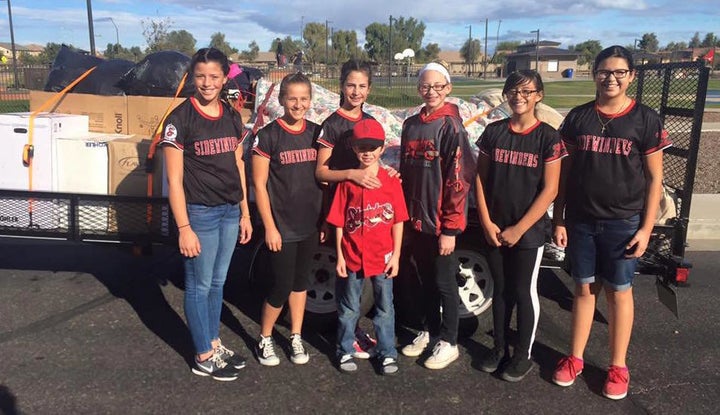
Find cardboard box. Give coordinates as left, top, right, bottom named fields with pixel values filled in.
left=127, top=96, right=184, bottom=136
left=30, top=91, right=126, bottom=134
left=106, top=135, right=166, bottom=235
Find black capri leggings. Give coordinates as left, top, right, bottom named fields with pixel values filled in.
left=266, top=235, right=319, bottom=308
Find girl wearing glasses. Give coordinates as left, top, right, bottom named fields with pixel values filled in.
left=551, top=45, right=670, bottom=399
left=398, top=61, right=474, bottom=370
left=474, top=70, right=567, bottom=382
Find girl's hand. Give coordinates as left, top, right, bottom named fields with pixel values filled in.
left=265, top=228, right=283, bottom=252
left=238, top=217, right=253, bottom=244
left=384, top=255, right=400, bottom=278
left=482, top=222, right=502, bottom=247
left=553, top=224, right=568, bottom=248
left=438, top=234, right=456, bottom=256
left=179, top=227, right=201, bottom=257
left=383, top=165, right=402, bottom=182
left=625, top=228, right=651, bottom=258
left=336, top=256, right=348, bottom=278
left=498, top=225, right=523, bottom=248
left=348, top=169, right=381, bottom=189
left=319, top=221, right=329, bottom=243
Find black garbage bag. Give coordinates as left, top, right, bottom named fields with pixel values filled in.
left=117, top=51, right=195, bottom=97
left=44, top=45, right=103, bottom=92
left=73, top=59, right=134, bottom=95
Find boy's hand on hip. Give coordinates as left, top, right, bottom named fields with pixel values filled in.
left=438, top=234, right=456, bottom=256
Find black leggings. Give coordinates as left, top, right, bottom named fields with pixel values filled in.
left=266, top=235, right=318, bottom=308
left=404, top=230, right=459, bottom=344
left=485, top=245, right=543, bottom=359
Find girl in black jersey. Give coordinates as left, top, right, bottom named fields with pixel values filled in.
left=475, top=70, right=566, bottom=382
left=252, top=73, right=324, bottom=367
left=552, top=46, right=670, bottom=400
left=161, top=48, right=253, bottom=382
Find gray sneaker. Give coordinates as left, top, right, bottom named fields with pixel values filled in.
left=256, top=335, right=280, bottom=366
left=338, top=354, right=358, bottom=373
left=215, top=340, right=247, bottom=369
left=381, top=357, right=399, bottom=375
left=191, top=351, right=240, bottom=381
left=290, top=333, right=309, bottom=365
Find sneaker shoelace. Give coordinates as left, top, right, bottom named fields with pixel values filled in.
left=413, top=332, right=427, bottom=345
left=216, top=342, right=234, bottom=358
left=261, top=337, right=276, bottom=358
left=607, top=366, right=629, bottom=384
left=291, top=336, right=306, bottom=356
left=556, top=357, right=579, bottom=377
left=209, top=352, right=229, bottom=369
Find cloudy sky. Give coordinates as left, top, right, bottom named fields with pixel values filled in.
left=1, top=0, right=718, bottom=54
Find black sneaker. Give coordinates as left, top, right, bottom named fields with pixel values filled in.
left=191, top=352, right=240, bottom=381
left=216, top=340, right=247, bottom=369
left=479, top=348, right=505, bottom=373
left=338, top=354, right=358, bottom=373
left=256, top=335, right=280, bottom=366
left=500, top=355, right=534, bottom=382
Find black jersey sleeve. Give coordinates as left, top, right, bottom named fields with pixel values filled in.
left=159, top=105, right=187, bottom=151
left=541, top=123, right=568, bottom=163
left=639, top=106, right=671, bottom=155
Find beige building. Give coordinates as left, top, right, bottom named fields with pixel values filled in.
left=505, top=40, right=580, bottom=79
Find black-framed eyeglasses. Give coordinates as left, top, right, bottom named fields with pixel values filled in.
left=505, top=89, right=538, bottom=98
left=418, top=83, right=448, bottom=93
left=594, top=69, right=631, bottom=80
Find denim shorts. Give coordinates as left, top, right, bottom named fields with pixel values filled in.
left=567, top=215, right=641, bottom=291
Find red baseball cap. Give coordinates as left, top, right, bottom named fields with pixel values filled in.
left=352, top=118, right=385, bottom=148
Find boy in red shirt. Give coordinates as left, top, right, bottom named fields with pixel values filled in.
left=326, top=119, right=409, bottom=375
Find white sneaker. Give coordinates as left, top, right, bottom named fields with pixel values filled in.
left=290, top=334, right=310, bottom=365
left=424, top=340, right=459, bottom=369
left=401, top=331, right=430, bottom=357
left=256, top=335, right=280, bottom=366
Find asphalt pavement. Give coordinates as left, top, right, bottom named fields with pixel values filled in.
left=0, top=237, right=718, bottom=414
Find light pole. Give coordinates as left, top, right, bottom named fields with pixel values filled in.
left=87, top=0, right=96, bottom=55
left=324, top=19, right=332, bottom=78
left=467, top=25, right=475, bottom=78
left=3, top=0, right=19, bottom=89
left=495, top=19, right=502, bottom=77
left=483, top=18, right=488, bottom=79
left=530, top=29, right=540, bottom=71
left=388, top=15, right=395, bottom=86
left=95, top=17, right=119, bottom=45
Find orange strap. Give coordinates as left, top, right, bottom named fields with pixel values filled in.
left=252, top=83, right=276, bottom=135
left=144, top=73, right=188, bottom=229
left=25, top=66, right=97, bottom=191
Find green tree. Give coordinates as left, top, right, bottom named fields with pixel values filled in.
left=302, top=22, right=327, bottom=65
left=701, top=33, right=717, bottom=48
left=569, top=40, right=603, bottom=66
left=239, top=41, right=259, bottom=62
left=332, top=29, right=361, bottom=64
left=460, top=38, right=481, bottom=76
left=37, top=42, right=65, bottom=64
left=363, top=17, right=426, bottom=62
left=416, top=42, right=440, bottom=63
left=210, top=32, right=238, bottom=56
left=689, top=32, right=701, bottom=48
left=638, top=33, right=659, bottom=52
left=664, top=41, right=688, bottom=51
left=142, top=17, right=173, bottom=53
left=164, top=30, right=197, bottom=55
left=103, top=43, right=144, bottom=61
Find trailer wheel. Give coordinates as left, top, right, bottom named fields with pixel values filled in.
left=455, top=247, right=494, bottom=336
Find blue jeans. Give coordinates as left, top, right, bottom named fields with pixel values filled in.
left=336, top=272, right=397, bottom=360
left=184, top=203, right=239, bottom=354
left=567, top=215, right=640, bottom=291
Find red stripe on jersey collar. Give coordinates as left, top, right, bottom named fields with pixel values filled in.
left=278, top=118, right=306, bottom=135
left=190, top=96, right=223, bottom=121
left=336, top=108, right=363, bottom=122
left=508, top=119, right=541, bottom=135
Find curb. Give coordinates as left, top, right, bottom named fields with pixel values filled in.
left=688, top=194, right=720, bottom=239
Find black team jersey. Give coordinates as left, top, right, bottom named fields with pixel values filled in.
left=399, top=103, right=475, bottom=236
left=316, top=110, right=376, bottom=170
left=160, top=97, right=245, bottom=206
left=477, top=119, right=567, bottom=248
left=253, top=119, right=323, bottom=243
left=560, top=100, right=671, bottom=220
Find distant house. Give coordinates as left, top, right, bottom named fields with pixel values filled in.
left=437, top=50, right=488, bottom=76
left=505, top=40, right=579, bottom=78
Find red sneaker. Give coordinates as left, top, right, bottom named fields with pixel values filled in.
left=552, top=355, right=584, bottom=387
left=603, top=365, right=630, bottom=400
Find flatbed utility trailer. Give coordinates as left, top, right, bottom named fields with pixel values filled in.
left=0, top=61, right=709, bottom=322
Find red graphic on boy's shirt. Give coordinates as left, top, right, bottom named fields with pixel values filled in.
left=345, top=202, right=395, bottom=234
left=404, top=139, right=440, bottom=161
